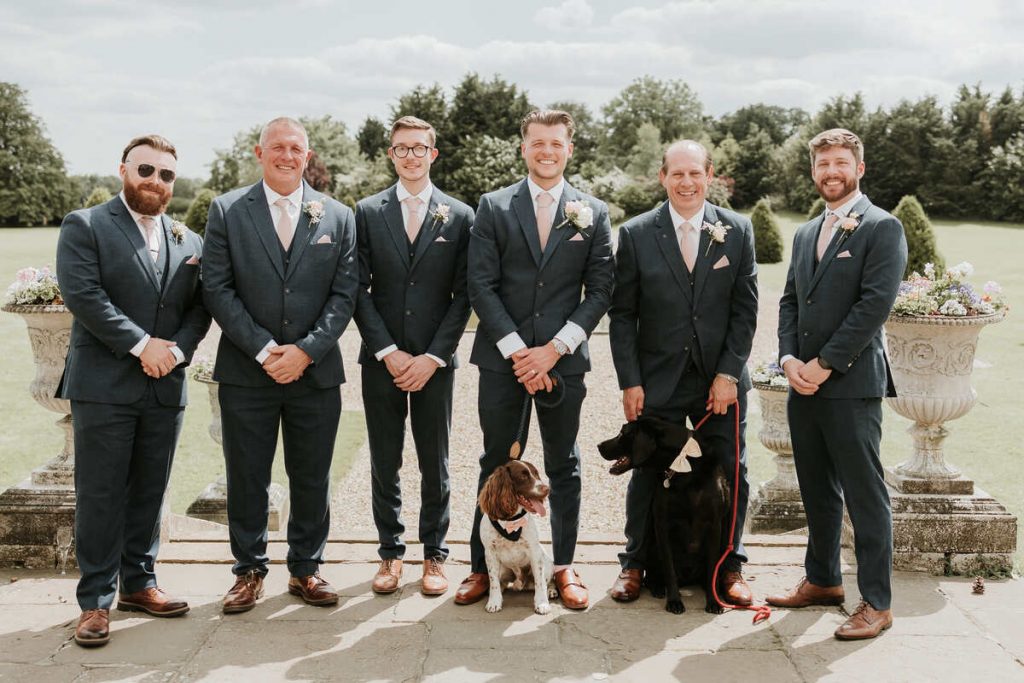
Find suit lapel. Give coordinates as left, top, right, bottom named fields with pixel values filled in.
left=244, top=183, right=286, bottom=280
left=539, top=184, right=573, bottom=271
left=807, top=195, right=873, bottom=295
left=511, top=179, right=542, bottom=268
left=381, top=185, right=411, bottom=270
left=652, top=202, right=693, bottom=304
left=691, top=203, right=716, bottom=304
left=159, top=215, right=184, bottom=296
left=284, top=183, right=315, bottom=280
left=410, top=188, right=444, bottom=272
left=108, top=199, right=160, bottom=291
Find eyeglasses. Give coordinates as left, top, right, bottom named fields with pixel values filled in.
left=389, top=144, right=432, bottom=159
left=125, top=161, right=176, bottom=183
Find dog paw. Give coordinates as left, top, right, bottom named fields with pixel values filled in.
left=705, top=603, right=724, bottom=615
left=534, top=602, right=551, bottom=615
left=511, top=580, right=525, bottom=591
left=665, top=599, right=685, bottom=614
left=649, top=586, right=666, bottom=599
left=485, top=600, right=503, bottom=613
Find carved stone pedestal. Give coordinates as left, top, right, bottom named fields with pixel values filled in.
left=748, top=383, right=806, bottom=533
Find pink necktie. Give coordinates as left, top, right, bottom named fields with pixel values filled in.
left=140, top=216, right=159, bottom=262
left=679, top=221, right=696, bottom=273
left=274, top=198, right=294, bottom=250
left=536, top=192, right=555, bottom=250
left=403, top=196, right=425, bottom=243
left=817, top=213, right=838, bottom=261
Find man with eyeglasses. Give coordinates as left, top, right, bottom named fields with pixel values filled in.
left=353, top=115, right=474, bottom=596
left=56, top=134, right=211, bottom=647
left=202, top=117, right=358, bottom=614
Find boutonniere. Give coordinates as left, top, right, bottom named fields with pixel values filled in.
left=702, top=220, right=730, bottom=256
left=170, top=221, right=187, bottom=245
left=303, top=200, right=325, bottom=225
left=839, top=211, right=860, bottom=233
left=554, top=200, right=594, bottom=235
left=430, top=203, right=451, bottom=226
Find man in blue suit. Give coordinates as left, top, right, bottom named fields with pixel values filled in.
left=203, top=117, right=358, bottom=613
left=608, top=140, right=758, bottom=606
left=458, top=109, right=615, bottom=610
left=57, top=134, right=211, bottom=646
left=769, top=129, right=907, bottom=640
left=354, top=116, right=474, bottom=596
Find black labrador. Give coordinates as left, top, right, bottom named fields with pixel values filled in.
left=598, top=415, right=731, bottom=614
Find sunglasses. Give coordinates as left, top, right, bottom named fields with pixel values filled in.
left=125, top=161, right=176, bottom=183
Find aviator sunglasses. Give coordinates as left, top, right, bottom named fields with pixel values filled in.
left=125, top=160, right=176, bottom=183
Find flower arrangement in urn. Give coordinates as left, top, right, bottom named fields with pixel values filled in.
left=750, top=360, right=788, bottom=388
left=5, top=267, right=63, bottom=306
left=892, top=262, right=1006, bottom=317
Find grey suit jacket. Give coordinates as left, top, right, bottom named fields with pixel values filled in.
left=55, top=196, right=211, bottom=406
left=354, top=184, right=474, bottom=367
left=467, top=178, right=614, bottom=375
left=777, top=195, right=908, bottom=399
left=609, top=201, right=758, bottom=407
left=202, top=181, right=358, bottom=388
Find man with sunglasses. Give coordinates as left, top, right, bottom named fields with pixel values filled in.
left=56, top=134, right=211, bottom=647
left=354, top=116, right=474, bottom=596
left=202, top=117, right=358, bottom=613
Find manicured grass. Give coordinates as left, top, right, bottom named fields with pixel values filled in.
left=0, top=227, right=365, bottom=513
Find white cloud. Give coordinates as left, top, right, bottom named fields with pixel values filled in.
left=535, top=0, right=595, bottom=28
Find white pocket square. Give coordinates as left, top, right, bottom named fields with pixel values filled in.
left=837, top=250, right=853, bottom=258
left=185, top=254, right=200, bottom=265
left=434, top=235, right=449, bottom=243
left=712, top=255, right=730, bottom=269
left=315, top=234, right=332, bottom=245
left=568, top=232, right=585, bottom=242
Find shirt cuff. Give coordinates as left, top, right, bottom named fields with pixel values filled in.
left=779, top=354, right=797, bottom=369
left=496, top=332, right=527, bottom=359
left=129, top=334, right=151, bottom=358
left=375, top=344, right=398, bottom=361
left=716, top=372, right=738, bottom=384
left=425, top=353, right=447, bottom=368
left=170, top=346, right=185, bottom=366
left=553, top=321, right=587, bottom=354
left=255, top=340, right=279, bottom=364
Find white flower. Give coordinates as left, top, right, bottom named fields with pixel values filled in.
left=701, top=220, right=730, bottom=255
left=5, top=266, right=62, bottom=305
left=947, top=261, right=974, bottom=281
left=431, top=203, right=451, bottom=225
left=556, top=200, right=594, bottom=233
left=923, top=263, right=935, bottom=279
left=303, top=200, right=325, bottom=225
left=976, top=301, right=996, bottom=315
left=939, top=299, right=968, bottom=316
left=170, top=220, right=187, bottom=245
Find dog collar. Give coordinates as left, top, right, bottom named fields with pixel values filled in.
left=491, top=508, right=528, bottom=541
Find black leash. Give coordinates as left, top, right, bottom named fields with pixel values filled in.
left=508, top=369, right=564, bottom=460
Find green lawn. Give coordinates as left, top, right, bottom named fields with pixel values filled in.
left=0, top=227, right=365, bottom=513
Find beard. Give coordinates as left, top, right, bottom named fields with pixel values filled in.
left=815, top=174, right=858, bottom=203
left=123, top=178, right=172, bottom=215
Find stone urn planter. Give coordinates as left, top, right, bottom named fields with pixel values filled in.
left=748, top=381, right=805, bottom=533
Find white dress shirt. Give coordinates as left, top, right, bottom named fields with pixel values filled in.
left=255, top=182, right=304, bottom=364
left=667, top=200, right=705, bottom=260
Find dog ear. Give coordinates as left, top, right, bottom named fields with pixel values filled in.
left=599, top=421, right=636, bottom=461
left=660, top=421, right=692, bottom=450
left=479, top=465, right=518, bottom=520
left=631, top=428, right=658, bottom=466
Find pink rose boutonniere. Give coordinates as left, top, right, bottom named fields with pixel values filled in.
left=303, top=200, right=325, bottom=225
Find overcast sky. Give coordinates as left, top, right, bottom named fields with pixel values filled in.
left=3, top=0, right=1022, bottom=177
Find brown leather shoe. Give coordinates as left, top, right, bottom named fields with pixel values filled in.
left=74, top=608, right=110, bottom=647
left=719, top=570, right=753, bottom=606
left=454, top=572, right=489, bottom=605
left=288, top=572, right=339, bottom=606
left=610, top=569, right=643, bottom=602
left=117, top=587, right=190, bottom=617
left=222, top=571, right=264, bottom=614
left=835, top=601, right=893, bottom=640
left=372, top=559, right=403, bottom=594
left=553, top=568, right=589, bottom=610
left=421, top=558, right=448, bottom=596
left=766, top=577, right=844, bottom=608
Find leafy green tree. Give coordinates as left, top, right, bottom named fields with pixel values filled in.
left=989, top=87, right=1024, bottom=149
left=715, top=103, right=808, bottom=146
left=982, top=132, right=1024, bottom=222
left=548, top=99, right=601, bottom=171
left=711, top=134, right=740, bottom=179
left=357, top=116, right=389, bottom=160
left=615, top=181, right=662, bottom=218
left=84, top=187, right=112, bottom=208
left=447, top=134, right=522, bottom=207
left=206, top=124, right=261, bottom=193
left=184, top=189, right=216, bottom=236
left=625, top=123, right=663, bottom=178
left=893, top=195, right=943, bottom=277
left=730, top=125, right=778, bottom=208
left=749, top=197, right=784, bottom=264
left=0, top=82, right=77, bottom=225
left=806, top=197, right=826, bottom=220
left=602, top=76, right=704, bottom=159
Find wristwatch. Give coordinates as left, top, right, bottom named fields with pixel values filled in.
left=551, top=339, right=569, bottom=356
left=817, top=356, right=832, bottom=370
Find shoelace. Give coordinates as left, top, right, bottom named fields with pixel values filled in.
left=424, top=558, right=444, bottom=576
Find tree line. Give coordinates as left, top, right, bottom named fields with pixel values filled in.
left=2, top=75, right=1023, bottom=227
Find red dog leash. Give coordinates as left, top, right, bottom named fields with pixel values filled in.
left=692, top=403, right=772, bottom=625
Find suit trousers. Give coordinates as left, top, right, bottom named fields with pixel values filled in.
left=619, top=369, right=750, bottom=571
left=470, top=369, right=586, bottom=572
left=219, top=381, right=341, bottom=579
left=361, top=360, right=453, bottom=561
left=72, top=385, right=184, bottom=610
left=788, top=394, right=892, bottom=610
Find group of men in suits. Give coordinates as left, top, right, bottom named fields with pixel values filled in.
left=55, top=111, right=904, bottom=647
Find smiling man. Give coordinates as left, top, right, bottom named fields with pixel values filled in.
left=607, top=140, right=758, bottom=607
left=202, top=117, right=358, bottom=614
left=460, top=109, right=614, bottom=610
left=354, top=116, right=474, bottom=596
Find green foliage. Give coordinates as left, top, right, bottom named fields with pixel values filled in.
left=357, top=116, right=389, bottom=160
left=446, top=135, right=522, bottom=208
left=625, top=122, right=663, bottom=178
left=730, top=125, right=778, bottom=208
left=982, top=132, right=1024, bottom=222
left=547, top=99, right=601, bottom=171
left=602, top=76, right=704, bottom=159
left=893, top=195, right=943, bottom=277
left=714, top=103, right=809, bottom=147
left=184, top=189, right=216, bottom=236
left=750, top=197, right=784, bottom=264
left=707, top=176, right=733, bottom=208
left=807, top=197, right=826, bottom=220
left=0, top=82, right=77, bottom=226
left=84, top=187, right=112, bottom=208
left=615, top=181, right=662, bottom=218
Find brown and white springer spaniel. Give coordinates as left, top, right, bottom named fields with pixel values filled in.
left=478, top=460, right=556, bottom=614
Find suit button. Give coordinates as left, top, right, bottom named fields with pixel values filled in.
left=537, top=281, right=544, bottom=288
left=806, top=298, right=812, bottom=304
left=534, top=312, right=541, bottom=318
left=409, top=281, right=415, bottom=286
left=159, top=304, right=165, bottom=309
left=284, top=319, right=290, bottom=325
left=406, top=310, right=412, bottom=316
left=803, top=332, right=809, bottom=337
left=693, top=314, right=699, bottom=320
left=684, top=346, right=690, bottom=352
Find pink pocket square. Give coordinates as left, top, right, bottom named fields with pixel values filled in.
left=315, top=234, right=332, bottom=245
left=712, top=255, right=730, bottom=269
left=837, top=250, right=853, bottom=258
left=434, top=235, right=449, bottom=243
left=185, top=254, right=200, bottom=265
left=568, top=232, right=585, bottom=242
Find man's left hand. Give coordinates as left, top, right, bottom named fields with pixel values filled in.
left=264, top=344, right=312, bottom=384
left=512, top=343, right=560, bottom=385
left=798, top=357, right=833, bottom=386
left=707, top=375, right=738, bottom=415
left=394, top=355, right=440, bottom=392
